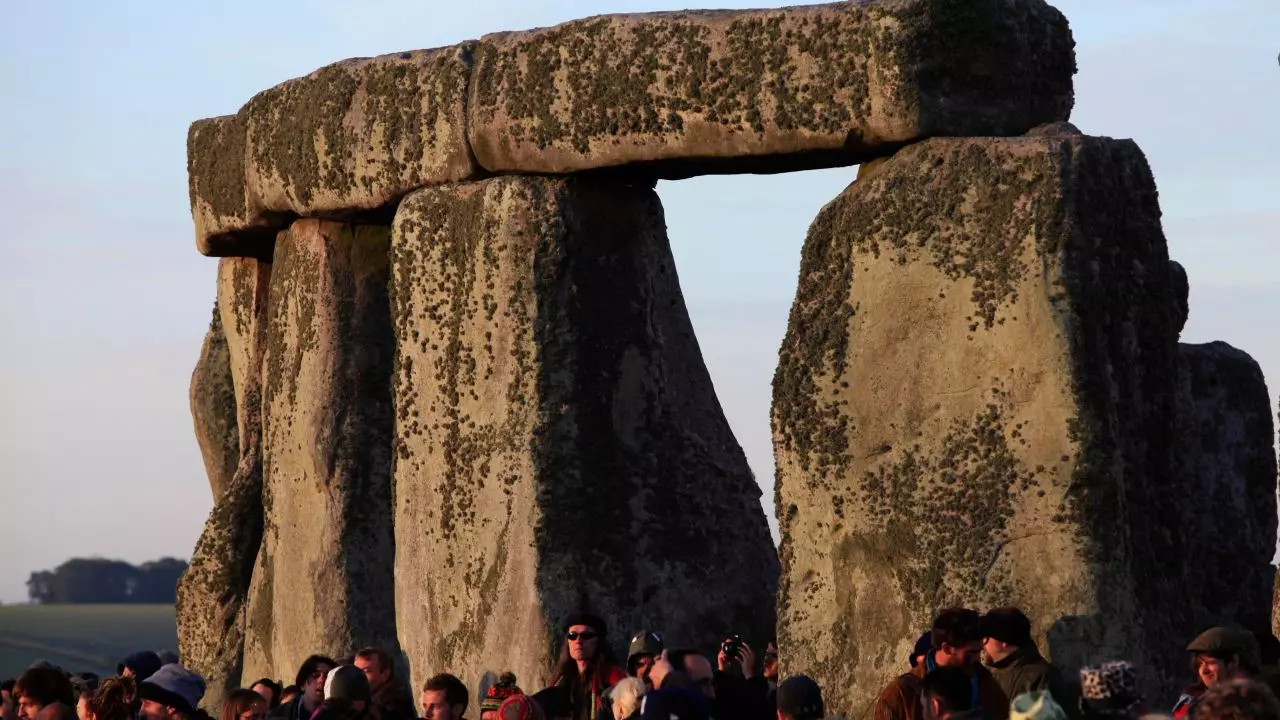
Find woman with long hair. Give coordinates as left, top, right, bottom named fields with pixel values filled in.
left=218, top=690, right=266, bottom=720
left=550, top=613, right=625, bottom=720
left=83, top=677, right=136, bottom=720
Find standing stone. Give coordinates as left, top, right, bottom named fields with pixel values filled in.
left=191, top=301, right=240, bottom=500
left=391, top=176, right=778, bottom=695
left=773, top=130, right=1186, bottom=716
left=178, top=256, right=273, bottom=708
left=1176, top=341, right=1277, bottom=632
left=468, top=0, right=1074, bottom=177
left=240, top=219, right=399, bottom=683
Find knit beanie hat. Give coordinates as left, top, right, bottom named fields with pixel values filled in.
left=497, top=694, right=545, bottom=720
left=323, top=666, right=371, bottom=704
left=481, top=673, right=522, bottom=713
left=1010, top=691, right=1068, bottom=720
left=139, top=664, right=206, bottom=714
left=909, top=632, right=933, bottom=668
left=982, top=608, right=1034, bottom=647
left=119, top=652, right=164, bottom=681
left=1080, top=661, right=1141, bottom=716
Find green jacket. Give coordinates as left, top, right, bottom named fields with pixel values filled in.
left=987, top=645, right=1076, bottom=715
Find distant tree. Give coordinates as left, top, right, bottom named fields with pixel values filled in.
left=26, top=557, right=189, bottom=604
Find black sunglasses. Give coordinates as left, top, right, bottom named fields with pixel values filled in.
left=566, top=631, right=598, bottom=641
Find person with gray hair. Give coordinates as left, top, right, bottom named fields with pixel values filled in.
left=608, top=679, right=646, bottom=720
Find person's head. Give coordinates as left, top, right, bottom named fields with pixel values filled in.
left=627, top=632, right=664, bottom=686
left=530, top=687, right=570, bottom=720
left=981, top=608, right=1033, bottom=665
left=85, top=678, right=136, bottom=720
left=776, top=675, right=823, bottom=720
left=480, top=674, right=521, bottom=720
left=420, top=674, right=466, bottom=720
left=279, top=688, right=300, bottom=707
left=352, top=650, right=393, bottom=694
left=762, top=643, right=779, bottom=683
left=322, top=667, right=371, bottom=713
left=910, top=632, right=934, bottom=669
left=931, top=609, right=984, bottom=670
left=921, top=666, right=973, bottom=720
left=137, top=664, right=206, bottom=720
left=609, top=678, right=646, bottom=720
left=117, top=655, right=163, bottom=684
left=16, top=669, right=74, bottom=720
left=219, top=689, right=267, bottom=720
left=294, top=657, right=338, bottom=707
left=3, top=680, right=17, bottom=720
left=561, top=614, right=607, bottom=667
left=248, top=681, right=281, bottom=710
left=496, top=694, right=545, bottom=720
left=1190, top=628, right=1261, bottom=689
left=679, top=654, right=714, bottom=701
left=69, top=678, right=98, bottom=705
left=1010, top=691, right=1068, bottom=720
left=1080, top=661, right=1143, bottom=720
left=1194, top=680, right=1280, bottom=720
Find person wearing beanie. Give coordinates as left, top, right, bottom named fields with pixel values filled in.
left=981, top=608, right=1073, bottom=713
left=551, top=613, right=625, bottom=720
left=776, top=675, right=823, bottom=720
left=1174, top=628, right=1262, bottom=719
left=481, top=674, right=522, bottom=720
left=1011, top=691, right=1068, bottom=720
left=497, top=695, right=545, bottom=720
left=309, top=667, right=371, bottom=720
left=138, top=664, right=206, bottom=720
left=1079, top=662, right=1143, bottom=720
left=119, top=655, right=164, bottom=684
left=626, top=634, right=664, bottom=690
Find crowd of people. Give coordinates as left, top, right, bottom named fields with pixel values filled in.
left=3, top=607, right=1280, bottom=720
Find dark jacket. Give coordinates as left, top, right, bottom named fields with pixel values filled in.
left=272, top=695, right=321, bottom=720
left=371, top=682, right=416, bottom=720
left=712, top=670, right=771, bottom=720
left=875, top=660, right=1009, bottom=720
left=987, top=645, right=1075, bottom=713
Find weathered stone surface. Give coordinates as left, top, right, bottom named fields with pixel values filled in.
left=391, top=176, right=778, bottom=695
left=191, top=302, right=240, bottom=500
left=773, top=132, right=1185, bottom=716
left=243, top=46, right=477, bottom=219
left=188, top=116, right=280, bottom=258
left=240, top=219, right=399, bottom=684
left=177, top=257, right=273, bottom=709
left=1175, top=341, right=1277, bottom=632
left=469, top=0, right=1074, bottom=177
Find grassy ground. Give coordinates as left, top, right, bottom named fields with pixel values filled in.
left=0, top=605, right=177, bottom=680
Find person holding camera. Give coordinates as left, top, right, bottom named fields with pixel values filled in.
left=713, top=636, right=771, bottom=720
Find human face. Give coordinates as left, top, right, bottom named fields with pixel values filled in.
left=76, top=697, right=91, bottom=720
left=421, top=690, right=460, bottom=720
left=1197, top=655, right=1237, bottom=688
left=3, top=690, right=16, bottom=720
left=481, top=711, right=498, bottom=720
left=982, top=637, right=1013, bottom=665
left=17, top=696, right=42, bottom=720
left=139, top=700, right=171, bottom=720
left=251, top=684, right=276, bottom=708
left=354, top=657, right=390, bottom=692
left=938, top=641, right=983, bottom=669
left=566, top=625, right=599, bottom=662
left=763, top=643, right=779, bottom=682
left=633, top=655, right=655, bottom=682
left=304, top=665, right=334, bottom=703
left=238, top=700, right=267, bottom=720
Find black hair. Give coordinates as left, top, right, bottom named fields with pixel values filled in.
left=249, top=679, right=284, bottom=709
left=422, top=674, right=467, bottom=713
left=15, top=668, right=74, bottom=707
left=1, top=680, right=15, bottom=693
left=922, top=666, right=973, bottom=714
left=531, top=687, right=571, bottom=719
left=294, top=656, right=337, bottom=689
left=932, top=608, right=983, bottom=650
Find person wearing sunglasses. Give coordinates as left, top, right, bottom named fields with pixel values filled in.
left=551, top=613, right=625, bottom=720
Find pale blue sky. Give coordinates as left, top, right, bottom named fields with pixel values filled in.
left=0, top=1, right=1276, bottom=603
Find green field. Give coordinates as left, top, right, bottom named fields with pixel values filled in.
left=0, top=605, right=177, bottom=680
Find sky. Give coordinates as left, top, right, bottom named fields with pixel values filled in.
left=0, top=0, right=1277, bottom=604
